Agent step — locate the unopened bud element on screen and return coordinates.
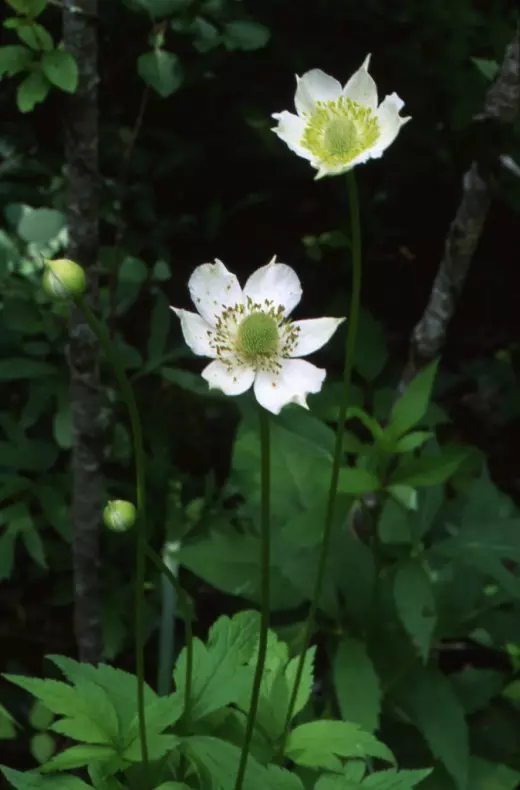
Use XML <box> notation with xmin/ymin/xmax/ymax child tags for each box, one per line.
<box><xmin>103</xmin><ymin>500</ymin><xmax>137</xmax><ymax>532</ymax></box>
<box><xmin>43</xmin><ymin>258</ymin><xmax>86</xmax><ymax>300</ymax></box>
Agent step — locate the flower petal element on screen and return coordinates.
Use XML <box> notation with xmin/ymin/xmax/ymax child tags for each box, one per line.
<box><xmin>243</xmin><ymin>257</ymin><xmax>302</xmax><ymax>317</ymax></box>
<box><xmin>254</xmin><ymin>358</ymin><xmax>326</xmax><ymax>415</ymax></box>
<box><xmin>201</xmin><ymin>360</ymin><xmax>255</xmax><ymax>396</ymax></box>
<box><xmin>295</xmin><ymin>69</ymin><xmax>342</xmax><ymax>116</ymax></box>
<box><xmin>271</xmin><ymin>111</ymin><xmax>313</xmax><ymax>161</ymax></box>
<box><xmin>188</xmin><ymin>260</ymin><xmax>244</xmax><ymax>327</ymax></box>
<box><xmin>342</xmin><ymin>54</ymin><xmax>378</xmax><ymax>110</ymax></box>
<box><xmin>373</xmin><ymin>93</ymin><xmax>410</xmax><ymax>154</ymax></box>
<box><xmin>288</xmin><ymin>316</ymin><xmax>345</xmax><ymax>357</ymax></box>
<box><xmin>171</xmin><ymin>307</ymin><xmax>215</xmax><ymax>357</ymax></box>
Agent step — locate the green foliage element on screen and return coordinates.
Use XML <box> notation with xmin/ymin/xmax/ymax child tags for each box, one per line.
<box><xmin>137</xmin><ymin>50</ymin><xmax>184</xmax><ymax>97</ymax></box>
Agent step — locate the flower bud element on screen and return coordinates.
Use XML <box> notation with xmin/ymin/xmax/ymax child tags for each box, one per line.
<box><xmin>103</xmin><ymin>500</ymin><xmax>136</xmax><ymax>532</ymax></box>
<box><xmin>43</xmin><ymin>258</ymin><xmax>86</xmax><ymax>300</ymax></box>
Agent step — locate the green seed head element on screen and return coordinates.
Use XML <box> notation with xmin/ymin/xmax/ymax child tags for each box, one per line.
<box><xmin>237</xmin><ymin>312</ymin><xmax>279</xmax><ymax>359</ymax></box>
<box><xmin>43</xmin><ymin>258</ymin><xmax>86</xmax><ymax>300</ymax></box>
<box><xmin>103</xmin><ymin>500</ymin><xmax>137</xmax><ymax>532</ymax></box>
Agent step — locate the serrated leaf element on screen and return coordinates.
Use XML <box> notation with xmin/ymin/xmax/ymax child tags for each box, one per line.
<box><xmin>362</xmin><ymin>768</ymin><xmax>432</xmax><ymax>789</ymax></box>
<box><xmin>0</xmin><ymin>45</ymin><xmax>33</xmax><ymax>76</ymax></box>
<box><xmin>16</xmin><ymin>69</ymin><xmax>50</xmax><ymax>112</ymax></box>
<box><xmin>39</xmin><ymin>744</ymin><xmax>115</xmax><ymax>773</ymax></box>
<box><xmin>1</xmin><ymin>766</ymin><xmax>92</xmax><ymax>790</ymax></box>
<box><xmin>388</xmin><ymin>360</ymin><xmax>439</xmax><ymax>440</ymax></box>
<box><xmin>122</xmin><ymin>732</ymin><xmax>179</xmax><ymax>762</ymax></box>
<box><xmin>41</xmin><ymin>50</ymin><xmax>78</xmax><ymax>93</ymax></box>
<box><xmin>333</xmin><ymin>637</ymin><xmax>381</xmax><ymax>732</ymax></box>
<box><xmin>18</xmin><ymin>207</ymin><xmax>65</xmax><ymax>243</ymax></box>
<box><xmin>174</xmin><ymin>611</ymin><xmax>260</xmax><ymax>721</ymax></box>
<box><xmin>266</xmin><ymin>765</ymin><xmax>305</xmax><ymax>790</ymax></box>
<box><xmin>395</xmin><ymin>666</ymin><xmax>469</xmax><ymax>789</ymax></box>
<box><xmin>285</xmin><ymin>645</ymin><xmax>316</xmax><ymax>718</ymax></box>
<box><xmin>286</xmin><ymin>720</ymin><xmax>395</xmax><ymax>771</ymax></box>
<box><xmin>4</xmin><ymin>676</ymin><xmax>80</xmax><ymax>717</ymax></box>
<box><xmin>184</xmin><ymin>735</ymin><xmax>267</xmax><ymax>790</ymax></box>
<box><xmin>394</xmin><ymin>560</ymin><xmax>436</xmax><ymax>661</ymax></box>
<box><xmin>137</xmin><ymin>49</ymin><xmax>183</xmax><ymax>97</ymax></box>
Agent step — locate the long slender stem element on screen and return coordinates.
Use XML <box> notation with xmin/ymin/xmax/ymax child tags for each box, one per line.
<box><xmin>75</xmin><ymin>295</ymin><xmax>149</xmax><ymax>767</ymax></box>
<box><xmin>278</xmin><ymin>170</ymin><xmax>362</xmax><ymax>758</ymax></box>
<box><xmin>145</xmin><ymin>544</ymin><xmax>193</xmax><ymax>718</ymax></box>
<box><xmin>234</xmin><ymin>406</ymin><xmax>271</xmax><ymax>790</ymax></box>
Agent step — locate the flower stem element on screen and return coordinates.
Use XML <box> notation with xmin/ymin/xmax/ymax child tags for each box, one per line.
<box><xmin>278</xmin><ymin>170</ymin><xmax>362</xmax><ymax>758</ymax></box>
<box><xmin>75</xmin><ymin>295</ymin><xmax>149</xmax><ymax>768</ymax></box>
<box><xmin>234</xmin><ymin>406</ymin><xmax>271</xmax><ymax>790</ymax></box>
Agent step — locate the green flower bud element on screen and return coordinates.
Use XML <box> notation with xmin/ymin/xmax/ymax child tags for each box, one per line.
<box><xmin>43</xmin><ymin>258</ymin><xmax>86</xmax><ymax>300</ymax></box>
<box><xmin>103</xmin><ymin>500</ymin><xmax>136</xmax><ymax>532</ymax></box>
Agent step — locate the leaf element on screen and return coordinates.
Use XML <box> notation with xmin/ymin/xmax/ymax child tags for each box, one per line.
<box><xmin>394</xmin><ymin>561</ymin><xmax>436</xmax><ymax>662</ymax></box>
<box><xmin>0</xmin><ymin>703</ymin><xmax>17</xmax><ymax>740</ymax></box>
<box><xmin>395</xmin><ymin>666</ymin><xmax>469</xmax><ymax>789</ymax></box>
<box><xmin>16</xmin><ymin>70</ymin><xmax>51</xmax><ymax>112</ymax></box>
<box><xmin>469</xmin><ymin>757</ymin><xmax>520</xmax><ymax>790</ymax></box>
<box><xmin>223</xmin><ymin>20</ymin><xmax>270</xmax><ymax>51</ymax></box>
<box><xmin>362</xmin><ymin>768</ymin><xmax>433</xmax><ymax>789</ymax></box>
<box><xmin>285</xmin><ymin>645</ymin><xmax>316</xmax><ymax>718</ymax></box>
<box><xmin>137</xmin><ymin>49</ymin><xmax>183</xmax><ymax>97</ymax></box>
<box><xmin>266</xmin><ymin>766</ymin><xmax>305</xmax><ymax>790</ymax></box>
<box><xmin>390</xmin><ymin>449</ymin><xmax>468</xmax><ymax>488</ymax></box>
<box><xmin>17</xmin><ymin>207</ymin><xmax>65</xmax><ymax>243</ymax></box>
<box><xmin>378</xmin><ymin>498</ymin><xmax>412</xmax><ymax>545</ymax></box>
<box><xmin>333</xmin><ymin>637</ymin><xmax>381</xmax><ymax>732</ymax></box>
<box><xmin>174</xmin><ymin>611</ymin><xmax>260</xmax><ymax>722</ymax></box>
<box><xmin>388</xmin><ymin>360</ymin><xmax>439</xmax><ymax>440</ymax></box>
<box><xmin>122</xmin><ymin>732</ymin><xmax>180</xmax><ymax>762</ymax></box>
<box><xmin>0</xmin><ymin>45</ymin><xmax>33</xmax><ymax>77</ymax></box>
<box><xmin>286</xmin><ymin>720</ymin><xmax>395</xmax><ymax>771</ymax></box>
<box><xmin>184</xmin><ymin>735</ymin><xmax>267</xmax><ymax>790</ymax></box>
<box><xmin>472</xmin><ymin>58</ymin><xmax>499</xmax><ymax>81</ymax></box>
<box><xmin>1</xmin><ymin>766</ymin><xmax>93</xmax><ymax>790</ymax></box>
<box><xmin>0</xmin><ymin>358</ymin><xmax>55</xmax><ymax>379</ymax></box>
<box><xmin>39</xmin><ymin>744</ymin><xmax>116</xmax><ymax>773</ymax></box>
<box><xmin>6</xmin><ymin>0</ymin><xmax>47</xmax><ymax>15</ymax></box>
<box><xmin>337</xmin><ymin>468</ymin><xmax>380</xmax><ymax>495</ymax></box>
<box><xmin>16</xmin><ymin>23</ymin><xmax>53</xmax><ymax>51</ymax></box>
<box><xmin>115</xmin><ymin>255</ymin><xmax>148</xmax><ymax>313</ymax></box>
<box><xmin>30</xmin><ymin>732</ymin><xmax>55</xmax><ymax>764</ymax></box>
<box><xmin>41</xmin><ymin>50</ymin><xmax>78</xmax><ymax>93</ymax></box>
<box><xmin>393</xmin><ymin>432</ymin><xmax>433</xmax><ymax>453</ymax></box>
<box><xmin>353</xmin><ymin>309</ymin><xmax>388</xmax><ymax>382</ymax></box>
<box><xmin>53</xmin><ymin>395</ymin><xmax>72</xmax><ymax>449</ymax></box>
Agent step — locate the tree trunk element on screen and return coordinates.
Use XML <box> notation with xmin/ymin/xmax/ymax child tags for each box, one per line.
<box><xmin>64</xmin><ymin>0</ymin><xmax>103</xmax><ymax>663</ymax></box>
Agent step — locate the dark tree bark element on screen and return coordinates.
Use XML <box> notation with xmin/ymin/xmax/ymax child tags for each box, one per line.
<box><xmin>64</xmin><ymin>0</ymin><xmax>103</xmax><ymax>663</ymax></box>
<box><xmin>398</xmin><ymin>29</ymin><xmax>520</xmax><ymax>394</ymax></box>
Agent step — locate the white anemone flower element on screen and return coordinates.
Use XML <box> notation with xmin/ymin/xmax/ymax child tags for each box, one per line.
<box><xmin>272</xmin><ymin>54</ymin><xmax>410</xmax><ymax>179</ymax></box>
<box><xmin>172</xmin><ymin>257</ymin><xmax>345</xmax><ymax>415</ymax></box>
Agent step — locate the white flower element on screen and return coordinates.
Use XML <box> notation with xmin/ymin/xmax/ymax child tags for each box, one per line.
<box><xmin>272</xmin><ymin>54</ymin><xmax>410</xmax><ymax>179</ymax></box>
<box><xmin>171</xmin><ymin>257</ymin><xmax>345</xmax><ymax>415</ymax></box>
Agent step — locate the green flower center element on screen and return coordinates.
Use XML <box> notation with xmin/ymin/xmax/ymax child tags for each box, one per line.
<box><xmin>301</xmin><ymin>97</ymin><xmax>380</xmax><ymax>168</ymax></box>
<box><xmin>236</xmin><ymin>312</ymin><xmax>279</xmax><ymax>359</ymax></box>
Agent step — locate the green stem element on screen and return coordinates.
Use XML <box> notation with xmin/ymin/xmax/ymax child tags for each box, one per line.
<box><xmin>145</xmin><ymin>544</ymin><xmax>193</xmax><ymax>719</ymax></box>
<box><xmin>278</xmin><ymin>170</ymin><xmax>362</xmax><ymax>758</ymax></box>
<box><xmin>234</xmin><ymin>406</ymin><xmax>271</xmax><ymax>790</ymax></box>
<box><xmin>75</xmin><ymin>295</ymin><xmax>149</xmax><ymax>768</ymax></box>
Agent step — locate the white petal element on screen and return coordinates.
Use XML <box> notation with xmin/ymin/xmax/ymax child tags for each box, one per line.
<box><xmin>243</xmin><ymin>258</ymin><xmax>302</xmax><ymax>317</ymax></box>
<box><xmin>288</xmin><ymin>317</ymin><xmax>345</xmax><ymax>357</ymax></box>
<box><xmin>373</xmin><ymin>93</ymin><xmax>410</xmax><ymax>154</ymax></box>
<box><xmin>342</xmin><ymin>54</ymin><xmax>378</xmax><ymax>110</ymax></box>
<box><xmin>295</xmin><ymin>69</ymin><xmax>342</xmax><ymax>116</ymax></box>
<box><xmin>171</xmin><ymin>307</ymin><xmax>215</xmax><ymax>357</ymax></box>
<box><xmin>254</xmin><ymin>358</ymin><xmax>326</xmax><ymax>415</ymax></box>
<box><xmin>188</xmin><ymin>260</ymin><xmax>244</xmax><ymax>327</ymax></box>
<box><xmin>201</xmin><ymin>359</ymin><xmax>255</xmax><ymax>396</ymax></box>
<box><xmin>271</xmin><ymin>111</ymin><xmax>313</xmax><ymax>161</ymax></box>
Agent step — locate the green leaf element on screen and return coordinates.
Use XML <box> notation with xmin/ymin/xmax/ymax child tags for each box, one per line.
<box><xmin>337</xmin><ymin>468</ymin><xmax>380</xmax><ymax>495</ymax></box>
<box><xmin>333</xmin><ymin>637</ymin><xmax>381</xmax><ymax>732</ymax></box>
<box><xmin>469</xmin><ymin>757</ymin><xmax>520</xmax><ymax>790</ymax></box>
<box><xmin>353</xmin><ymin>309</ymin><xmax>388</xmax><ymax>382</ymax></box>
<box><xmin>115</xmin><ymin>255</ymin><xmax>148</xmax><ymax>313</ymax></box>
<box><xmin>378</xmin><ymin>498</ymin><xmax>412</xmax><ymax>544</ymax></box>
<box><xmin>387</xmin><ymin>484</ymin><xmax>418</xmax><ymax>511</ymax></box>
<box><xmin>390</xmin><ymin>449</ymin><xmax>468</xmax><ymax>487</ymax></box>
<box><xmin>1</xmin><ymin>766</ymin><xmax>93</xmax><ymax>790</ymax></box>
<box><xmin>472</xmin><ymin>58</ymin><xmax>499</xmax><ymax>81</ymax></box>
<box><xmin>0</xmin><ymin>45</ymin><xmax>33</xmax><ymax>76</ymax></box>
<box><xmin>394</xmin><ymin>560</ymin><xmax>436</xmax><ymax>661</ymax></box>
<box><xmin>266</xmin><ymin>765</ymin><xmax>304</xmax><ymax>790</ymax></box>
<box><xmin>6</xmin><ymin>0</ymin><xmax>47</xmax><ymax>15</ymax></box>
<box><xmin>0</xmin><ymin>358</ymin><xmax>55</xmax><ymax>379</ymax></box>
<box><xmin>223</xmin><ymin>20</ymin><xmax>270</xmax><ymax>51</ymax></box>
<box><xmin>285</xmin><ymin>720</ymin><xmax>395</xmax><ymax>771</ymax></box>
<box><xmin>41</xmin><ymin>50</ymin><xmax>78</xmax><ymax>93</ymax></box>
<box><xmin>184</xmin><ymin>735</ymin><xmax>267</xmax><ymax>790</ymax></box>
<box><xmin>395</xmin><ymin>666</ymin><xmax>469</xmax><ymax>789</ymax></box>
<box><xmin>285</xmin><ymin>645</ymin><xmax>316</xmax><ymax>719</ymax></box>
<box><xmin>174</xmin><ymin>610</ymin><xmax>259</xmax><ymax>722</ymax></box>
<box><xmin>53</xmin><ymin>395</ymin><xmax>72</xmax><ymax>449</ymax></box>
<box><xmin>0</xmin><ymin>703</ymin><xmax>17</xmax><ymax>740</ymax></box>
<box><xmin>18</xmin><ymin>207</ymin><xmax>65</xmax><ymax>243</ymax></box>
<box><xmin>393</xmin><ymin>431</ymin><xmax>433</xmax><ymax>453</ymax></box>
<box><xmin>362</xmin><ymin>768</ymin><xmax>433</xmax><ymax>789</ymax></box>
<box><xmin>137</xmin><ymin>49</ymin><xmax>183</xmax><ymax>97</ymax></box>
<box><xmin>16</xmin><ymin>23</ymin><xmax>53</xmax><ymax>51</ymax></box>
<box><xmin>388</xmin><ymin>360</ymin><xmax>439</xmax><ymax>439</ymax></box>
<box><xmin>122</xmin><ymin>732</ymin><xmax>180</xmax><ymax>762</ymax></box>
<box><xmin>39</xmin><ymin>744</ymin><xmax>116</xmax><ymax>773</ymax></box>
<box><xmin>30</xmin><ymin>732</ymin><xmax>55</xmax><ymax>764</ymax></box>
<box><xmin>134</xmin><ymin>0</ymin><xmax>185</xmax><ymax>17</ymax></box>
<box><xmin>16</xmin><ymin>69</ymin><xmax>51</xmax><ymax>111</ymax></box>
